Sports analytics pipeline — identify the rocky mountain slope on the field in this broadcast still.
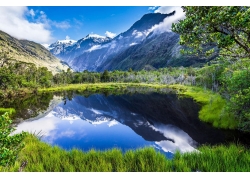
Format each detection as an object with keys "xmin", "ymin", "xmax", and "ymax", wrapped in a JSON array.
[{"xmin": 0, "ymin": 30, "xmax": 69, "ymax": 74}]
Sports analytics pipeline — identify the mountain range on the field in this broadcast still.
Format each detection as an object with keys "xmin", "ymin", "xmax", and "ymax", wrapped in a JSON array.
[
  {"xmin": 0, "ymin": 11, "xmax": 212, "ymax": 74},
  {"xmin": 45, "ymin": 11, "xmax": 212, "ymax": 72}
]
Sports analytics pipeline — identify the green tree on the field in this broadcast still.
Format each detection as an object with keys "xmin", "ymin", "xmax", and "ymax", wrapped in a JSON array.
[
  {"xmin": 172, "ymin": 6, "xmax": 250, "ymax": 59},
  {"xmin": 0, "ymin": 67, "xmax": 17, "ymax": 90},
  {"xmin": 38, "ymin": 67, "xmax": 53, "ymax": 87},
  {"xmin": 225, "ymin": 70, "xmax": 250, "ymax": 131},
  {"xmin": 101, "ymin": 70, "xmax": 110, "ymax": 82}
]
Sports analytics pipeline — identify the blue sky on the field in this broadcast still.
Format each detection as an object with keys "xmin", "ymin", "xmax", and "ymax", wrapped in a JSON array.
[
  {"xmin": 0, "ymin": 6, "xmax": 182, "ymax": 44},
  {"xmin": 1, "ymin": 0, "xmax": 245, "ymax": 45},
  {"xmin": 28, "ymin": 6, "xmax": 154, "ymax": 42}
]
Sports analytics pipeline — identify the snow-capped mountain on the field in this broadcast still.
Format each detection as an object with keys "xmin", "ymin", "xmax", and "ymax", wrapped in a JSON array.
[
  {"xmin": 45, "ymin": 39, "xmax": 77, "ymax": 55},
  {"xmin": 48, "ymin": 11, "xmax": 212, "ymax": 72},
  {"xmin": 46, "ymin": 34, "xmax": 113, "ymax": 70}
]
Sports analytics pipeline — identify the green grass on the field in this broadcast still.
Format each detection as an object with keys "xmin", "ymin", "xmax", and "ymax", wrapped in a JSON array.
[
  {"xmin": 38, "ymin": 83, "xmax": 168, "ymax": 93},
  {"xmin": 174, "ymin": 144, "xmax": 250, "ymax": 172},
  {"xmin": 1, "ymin": 134, "xmax": 250, "ymax": 172},
  {"xmin": 168, "ymin": 84, "xmax": 238, "ymax": 129},
  {"xmin": 0, "ymin": 135, "xmax": 170, "ymax": 172},
  {"xmin": 0, "ymin": 107, "xmax": 16, "ymax": 116}
]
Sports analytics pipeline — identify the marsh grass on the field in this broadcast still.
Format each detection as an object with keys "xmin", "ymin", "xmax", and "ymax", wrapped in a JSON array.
[
  {"xmin": 178, "ymin": 144, "xmax": 250, "ymax": 172},
  {"xmin": 1, "ymin": 135, "xmax": 250, "ymax": 172},
  {"xmin": 38, "ymin": 83, "xmax": 167, "ymax": 93},
  {"xmin": 169, "ymin": 84, "xmax": 238, "ymax": 129},
  {"xmin": 1, "ymin": 135, "xmax": 170, "ymax": 172}
]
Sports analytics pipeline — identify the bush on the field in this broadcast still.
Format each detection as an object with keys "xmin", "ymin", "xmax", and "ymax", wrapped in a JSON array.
[{"xmin": 0, "ymin": 112, "xmax": 27, "ymax": 167}]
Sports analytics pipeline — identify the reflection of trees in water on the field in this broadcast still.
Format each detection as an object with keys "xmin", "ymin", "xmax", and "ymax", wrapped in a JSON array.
[
  {"xmin": 0, "ymin": 93, "xmax": 54, "ymax": 122},
  {"xmin": 74, "ymin": 86, "xmax": 174, "ymax": 98}
]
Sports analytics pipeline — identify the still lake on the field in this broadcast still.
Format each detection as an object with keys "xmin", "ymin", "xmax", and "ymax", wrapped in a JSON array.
[{"xmin": 12, "ymin": 88, "xmax": 250, "ymax": 158}]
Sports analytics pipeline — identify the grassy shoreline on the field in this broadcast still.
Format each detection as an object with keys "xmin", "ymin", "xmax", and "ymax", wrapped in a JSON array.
[
  {"xmin": 1, "ymin": 83, "xmax": 238, "ymax": 129},
  {"xmin": 168, "ymin": 84, "xmax": 238, "ymax": 129},
  {"xmin": 1, "ymin": 134, "xmax": 250, "ymax": 172},
  {"xmin": 38, "ymin": 82, "xmax": 168, "ymax": 93}
]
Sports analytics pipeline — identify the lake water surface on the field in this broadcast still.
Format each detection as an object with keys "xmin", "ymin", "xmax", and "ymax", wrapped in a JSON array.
[{"xmin": 12, "ymin": 89, "xmax": 250, "ymax": 158}]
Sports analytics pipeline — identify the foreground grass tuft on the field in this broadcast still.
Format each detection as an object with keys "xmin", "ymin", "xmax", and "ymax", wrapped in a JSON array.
[{"xmin": 1, "ymin": 135, "xmax": 250, "ymax": 172}]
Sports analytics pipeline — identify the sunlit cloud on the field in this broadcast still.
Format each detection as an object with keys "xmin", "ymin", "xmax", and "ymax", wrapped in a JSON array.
[
  {"xmin": 108, "ymin": 120, "xmax": 118, "ymax": 127},
  {"xmin": 13, "ymin": 113, "xmax": 60, "ymax": 136},
  {"xmin": 149, "ymin": 6, "xmax": 186, "ymax": 34},
  {"xmin": 86, "ymin": 45, "xmax": 104, "ymax": 52},
  {"xmin": 105, "ymin": 31, "xmax": 116, "ymax": 38},
  {"xmin": 0, "ymin": 6, "xmax": 52, "ymax": 43},
  {"xmin": 150, "ymin": 124, "xmax": 198, "ymax": 153},
  {"xmin": 0, "ymin": 6, "xmax": 71, "ymax": 44}
]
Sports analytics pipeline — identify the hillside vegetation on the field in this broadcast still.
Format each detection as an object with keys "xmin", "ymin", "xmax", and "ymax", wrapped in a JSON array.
[{"xmin": 0, "ymin": 30, "xmax": 69, "ymax": 74}]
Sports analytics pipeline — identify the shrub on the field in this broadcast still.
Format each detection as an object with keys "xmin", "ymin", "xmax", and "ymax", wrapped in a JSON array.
[{"xmin": 0, "ymin": 112, "xmax": 27, "ymax": 167}]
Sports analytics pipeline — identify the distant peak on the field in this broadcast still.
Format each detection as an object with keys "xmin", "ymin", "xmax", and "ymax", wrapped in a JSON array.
[
  {"xmin": 127, "ymin": 11, "xmax": 176, "ymax": 32},
  {"xmin": 55, "ymin": 39, "xmax": 77, "ymax": 44},
  {"xmin": 86, "ymin": 33, "xmax": 106, "ymax": 39},
  {"xmin": 141, "ymin": 11, "xmax": 176, "ymax": 19}
]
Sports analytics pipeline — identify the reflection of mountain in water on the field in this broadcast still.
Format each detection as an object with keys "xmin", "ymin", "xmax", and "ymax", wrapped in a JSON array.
[
  {"xmin": 51, "ymin": 93, "xmax": 229, "ymax": 152},
  {"xmin": 14, "ymin": 92, "xmax": 250, "ymax": 154}
]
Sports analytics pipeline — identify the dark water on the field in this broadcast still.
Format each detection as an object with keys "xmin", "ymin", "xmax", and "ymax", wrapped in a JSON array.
[{"xmin": 10, "ymin": 89, "xmax": 250, "ymax": 158}]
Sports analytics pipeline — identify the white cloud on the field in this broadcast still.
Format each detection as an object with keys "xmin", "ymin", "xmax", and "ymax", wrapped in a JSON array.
[
  {"xmin": 132, "ymin": 30, "xmax": 150, "ymax": 39},
  {"xmin": 0, "ymin": 6, "xmax": 72, "ymax": 44},
  {"xmin": 86, "ymin": 45, "xmax": 104, "ymax": 52},
  {"xmin": 53, "ymin": 21, "xmax": 71, "ymax": 29},
  {"xmin": 150, "ymin": 124, "xmax": 198, "ymax": 153},
  {"xmin": 41, "ymin": 43, "xmax": 50, "ymax": 49},
  {"xmin": 37, "ymin": 10, "xmax": 70, "ymax": 30},
  {"xmin": 65, "ymin": 35, "xmax": 70, "ymax": 40},
  {"xmin": 13, "ymin": 113, "xmax": 60, "ymax": 136},
  {"xmin": 132, "ymin": 30, "xmax": 145, "ymax": 38},
  {"xmin": 58, "ymin": 130, "xmax": 76, "ymax": 138},
  {"xmin": 148, "ymin": 6, "xmax": 159, "ymax": 11},
  {"xmin": 107, "ymin": 120, "xmax": 118, "ymax": 127},
  {"xmin": 29, "ymin": 9, "xmax": 35, "ymax": 17},
  {"xmin": 0, "ymin": 6, "xmax": 52, "ymax": 43},
  {"xmin": 149, "ymin": 6, "xmax": 186, "ymax": 34},
  {"xmin": 105, "ymin": 31, "xmax": 116, "ymax": 38}
]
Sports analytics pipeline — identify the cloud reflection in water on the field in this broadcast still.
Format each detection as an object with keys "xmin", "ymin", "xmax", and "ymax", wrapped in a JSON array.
[{"xmin": 14, "ymin": 94, "xmax": 199, "ymax": 155}]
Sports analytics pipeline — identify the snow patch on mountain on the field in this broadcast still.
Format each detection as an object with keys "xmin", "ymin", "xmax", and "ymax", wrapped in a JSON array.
[
  {"xmin": 81, "ymin": 33, "xmax": 112, "ymax": 43},
  {"xmin": 129, "ymin": 42, "xmax": 137, "ymax": 46}
]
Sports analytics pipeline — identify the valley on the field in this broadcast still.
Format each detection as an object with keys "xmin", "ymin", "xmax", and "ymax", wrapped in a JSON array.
[{"xmin": 0, "ymin": 6, "xmax": 250, "ymax": 172}]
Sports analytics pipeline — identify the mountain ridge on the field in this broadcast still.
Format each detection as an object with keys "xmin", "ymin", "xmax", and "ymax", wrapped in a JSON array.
[
  {"xmin": 0, "ymin": 30, "xmax": 70, "ymax": 74},
  {"xmin": 47, "ymin": 11, "xmax": 212, "ymax": 72}
]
